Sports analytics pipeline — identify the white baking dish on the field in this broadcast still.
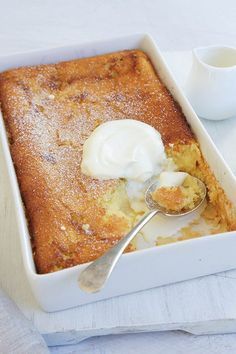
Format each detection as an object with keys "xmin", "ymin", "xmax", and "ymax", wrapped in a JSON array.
[{"xmin": 1, "ymin": 33, "xmax": 236, "ymax": 312}]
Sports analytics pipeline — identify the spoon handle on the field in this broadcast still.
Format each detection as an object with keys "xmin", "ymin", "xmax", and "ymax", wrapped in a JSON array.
[{"xmin": 78, "ymin": 209, "xmax": 159, "ymax": 293}]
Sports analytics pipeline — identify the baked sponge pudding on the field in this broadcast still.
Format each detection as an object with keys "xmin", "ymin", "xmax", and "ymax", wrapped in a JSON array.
[{"xmin": 0, "ymin": 50, "xmax": 236, "ymax": 274}]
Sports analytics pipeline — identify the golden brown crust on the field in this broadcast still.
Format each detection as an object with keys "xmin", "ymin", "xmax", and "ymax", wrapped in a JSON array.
[{"xmin": 0, "ymin": 50, "xmax": 198, "ymax": 273}]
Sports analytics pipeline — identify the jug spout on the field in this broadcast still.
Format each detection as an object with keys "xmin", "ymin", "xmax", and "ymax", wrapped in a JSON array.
[{"xmin": 185, "ymin": 45, "xmax": 236, "ymax": 120}]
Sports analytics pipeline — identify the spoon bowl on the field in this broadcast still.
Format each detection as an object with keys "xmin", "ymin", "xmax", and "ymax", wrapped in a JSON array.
[
  {"xmin": 79, "ymin": 175, "xmax": 206, "ymax": 293},
  {"xmin": 145, "ymin": 176, "xmax": 207, "ymax": 215}
]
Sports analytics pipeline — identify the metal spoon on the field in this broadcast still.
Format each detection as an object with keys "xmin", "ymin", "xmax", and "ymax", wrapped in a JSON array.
[{"xmin": 78, "ymin": 176, "xmax": 206, "ymax": 293}]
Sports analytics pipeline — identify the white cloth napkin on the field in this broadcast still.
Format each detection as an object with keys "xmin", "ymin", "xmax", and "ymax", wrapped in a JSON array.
[{"xmin": 0, "ymin": 288, "xmax": 49, "ymax": 353}]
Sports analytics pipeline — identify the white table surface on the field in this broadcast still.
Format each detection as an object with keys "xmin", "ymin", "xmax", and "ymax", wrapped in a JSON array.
[{"xmin": 1, "ymin": 0, "xmax": 236, "ymax": 353}]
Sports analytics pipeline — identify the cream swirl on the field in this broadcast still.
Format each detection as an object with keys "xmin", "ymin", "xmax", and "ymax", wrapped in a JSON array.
[{"xmin": 81, "ymin": 119, "xmax": 166, "ymax": 182}]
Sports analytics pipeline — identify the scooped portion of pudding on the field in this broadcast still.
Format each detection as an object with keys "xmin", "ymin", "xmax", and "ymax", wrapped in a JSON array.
[{"xmin": 152, "ymin": 173, "xmax": 205, "ymax": 213}]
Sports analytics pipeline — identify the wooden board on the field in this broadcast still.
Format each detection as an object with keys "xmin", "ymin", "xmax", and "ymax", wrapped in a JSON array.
[{"xmin": 1, "ymin": 51, "xmax": 236, "ymax": 347}]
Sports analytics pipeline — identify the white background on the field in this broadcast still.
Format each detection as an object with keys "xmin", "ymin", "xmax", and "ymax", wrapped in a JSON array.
[
  {"xmin": 1, "ymin": 0, "xmax": 236, "ymax": 53},
  {"xmin": 1, "ymin": 0, "xmax": 236, "ymax": 353}
]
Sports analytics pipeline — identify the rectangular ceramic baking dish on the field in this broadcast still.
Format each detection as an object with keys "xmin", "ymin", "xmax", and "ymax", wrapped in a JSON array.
[{"xmin": 1, "ymin": 33, "xmax": 236, "ymax": 312}]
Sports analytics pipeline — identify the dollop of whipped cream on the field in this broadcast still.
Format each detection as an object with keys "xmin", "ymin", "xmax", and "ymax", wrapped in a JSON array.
[{"xmin": 81, "ymin": 119, "xmax": 166, "ymax": 182}]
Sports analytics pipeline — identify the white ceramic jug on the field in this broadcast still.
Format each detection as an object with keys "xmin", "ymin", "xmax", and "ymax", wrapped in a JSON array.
[{"xmin": 185, "ymin": 46, "xmax": 236, "ymax": 120}]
